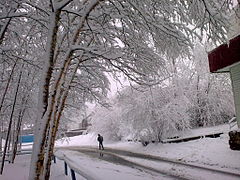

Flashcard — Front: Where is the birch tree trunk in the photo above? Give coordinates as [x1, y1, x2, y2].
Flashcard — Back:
[43, 50, 86, 179]
[30, 1, 103, 179]
[29, 10, 61, 180]
[44, 87, 66, 180]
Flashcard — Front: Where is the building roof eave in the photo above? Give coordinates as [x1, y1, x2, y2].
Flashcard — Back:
[208, 34, 240, 73]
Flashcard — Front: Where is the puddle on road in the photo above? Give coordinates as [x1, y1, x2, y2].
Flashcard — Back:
[76, 150, 138, 169]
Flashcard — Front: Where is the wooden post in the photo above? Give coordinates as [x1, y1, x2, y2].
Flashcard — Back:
[64, 162, 68, 175]
[70, 169, 76, 180]
[52, 155, 56, 163]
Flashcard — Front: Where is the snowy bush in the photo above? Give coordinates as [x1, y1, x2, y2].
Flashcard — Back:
[91, 86, 191, 141]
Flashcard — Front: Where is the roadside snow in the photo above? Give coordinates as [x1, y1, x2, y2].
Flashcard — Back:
[120, 133, 239, 173]
[1, 124, 239, 179]
[0, 154, 81, 180]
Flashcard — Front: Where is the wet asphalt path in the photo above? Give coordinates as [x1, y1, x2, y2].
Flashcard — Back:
[59, 146, 240, 180]
[64, 148, 186, 180]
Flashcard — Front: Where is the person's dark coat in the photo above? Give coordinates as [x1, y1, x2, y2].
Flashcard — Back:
[97, 134, 104, 150]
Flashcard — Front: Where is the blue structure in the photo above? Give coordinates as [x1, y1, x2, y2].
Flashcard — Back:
[20, 135, 34, 143]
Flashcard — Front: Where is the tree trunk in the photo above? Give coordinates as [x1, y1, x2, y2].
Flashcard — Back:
[29, 10, 61, 180]
[0, 63, 17, 151]
[11, 107, 25, 163]
[30, 1, 102, 179]
[44, 87, 66, 180]
[43, 32, 95, 178]
[0, 68, 22, 174]
[44, 48, 87, 179]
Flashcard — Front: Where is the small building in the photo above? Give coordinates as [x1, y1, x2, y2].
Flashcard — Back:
[208, 34, 240, 127]
[208, 5, 240, 150]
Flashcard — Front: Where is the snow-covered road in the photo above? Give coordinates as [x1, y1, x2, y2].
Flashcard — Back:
[56, 147, 240, 180]
[55, 149, 172, 180]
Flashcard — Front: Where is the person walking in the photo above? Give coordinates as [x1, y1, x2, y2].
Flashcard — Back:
[97, 134, 104, 150]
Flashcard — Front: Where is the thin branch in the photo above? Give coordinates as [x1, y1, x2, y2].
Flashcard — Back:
[55, 0, 73, 10]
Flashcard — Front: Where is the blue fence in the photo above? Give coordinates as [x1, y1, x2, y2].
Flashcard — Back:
[20, 135, 34, 143]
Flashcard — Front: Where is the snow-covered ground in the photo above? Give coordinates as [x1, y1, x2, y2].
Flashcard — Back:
[56, 124, 240, 173]
[1, 124, 239, 179]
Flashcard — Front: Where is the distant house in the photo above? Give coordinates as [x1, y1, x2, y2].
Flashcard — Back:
[79, 114, 92, 129]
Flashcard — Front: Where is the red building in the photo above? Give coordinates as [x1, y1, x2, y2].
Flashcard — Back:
[208, 35, 240, 73]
